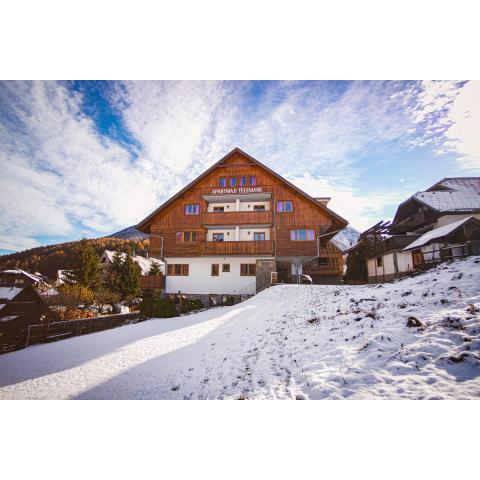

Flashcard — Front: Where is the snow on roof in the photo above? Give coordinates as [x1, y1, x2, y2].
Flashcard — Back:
[1, 268, 44, 284]
[0, 303, 5, 311]
[0, 315, 19, 323]
[413, 177, 480, 212]
[403, 216, 473, 250]
[0, 286, 24, 301]
[102, 250, 164, 275]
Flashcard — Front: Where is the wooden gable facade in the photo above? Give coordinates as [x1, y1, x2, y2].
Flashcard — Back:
[137, 148, 347, 276]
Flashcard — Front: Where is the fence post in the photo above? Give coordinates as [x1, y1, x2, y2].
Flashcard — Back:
[25, 325, 32, 347]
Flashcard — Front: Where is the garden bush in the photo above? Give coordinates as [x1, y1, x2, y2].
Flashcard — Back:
[140, 297, 178, 318]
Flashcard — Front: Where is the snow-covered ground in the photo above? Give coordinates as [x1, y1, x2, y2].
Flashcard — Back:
[1, 257, 479, 399]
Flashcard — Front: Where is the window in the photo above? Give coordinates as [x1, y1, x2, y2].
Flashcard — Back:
[253, 232, 265, 241]
[184, 204, 199, 215]
[211, 264, 219, 276]
[239, 176, 246, 186]
[212, 233, 224, 242]
[376, 256, 383, 267]
[229, 177, 237, 187]
[176, 231, 198, 242]
[240, 264, 256, 276]
[219, 177, 226, 187]
[222, 264, 230, 272]
[290, 229, 315, 241]
[254, 205, 265, 211]
[277, 201, 293, 212]
[213, 206, 224, 213]
[318, 257, 329, 266]
[167, 264, 189, 276]
[249, 176, 256, 186]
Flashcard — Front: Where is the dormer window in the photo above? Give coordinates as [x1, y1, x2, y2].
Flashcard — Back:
[219, 177, 226, 187]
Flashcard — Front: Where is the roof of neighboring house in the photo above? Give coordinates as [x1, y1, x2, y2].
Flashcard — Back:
[102, 250, 164, 275]
[0, 286, 24, 301]
[136, 147, 348, 232]
[403, 216, 477, 250]
[408, 177, 480, 213]
[1, 268, 45, 284]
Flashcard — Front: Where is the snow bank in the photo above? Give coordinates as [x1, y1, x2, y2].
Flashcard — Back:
[1, 257, 479, 399]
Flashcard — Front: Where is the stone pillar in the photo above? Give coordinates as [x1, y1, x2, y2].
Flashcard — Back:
[256, 259, 276, 293]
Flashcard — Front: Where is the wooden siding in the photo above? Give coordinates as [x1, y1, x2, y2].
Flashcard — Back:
[147, 151, 346, 270]
[138, 275, 165, 289]
[200, 240, 274, 256]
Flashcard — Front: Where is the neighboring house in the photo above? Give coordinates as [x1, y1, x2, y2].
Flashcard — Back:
[347, 177, 480, 283]
[136, 147, 348, 302]
[99, 250, 165, 275]
[390, 177, 480, 234]
[0, 284, 47, 347]
[52, 269, 73, 288]
[0, 268, 50, 292]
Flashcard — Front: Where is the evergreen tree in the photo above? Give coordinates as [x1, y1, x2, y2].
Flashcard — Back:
[68, 239, 100, 289]
[119, 254, 141, 299]
[148, 260, 162, 276]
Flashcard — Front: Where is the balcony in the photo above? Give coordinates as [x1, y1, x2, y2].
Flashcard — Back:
[200, 240, 274, 256]
[201, 210, 272, 225]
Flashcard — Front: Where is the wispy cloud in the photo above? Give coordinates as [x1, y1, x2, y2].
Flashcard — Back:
[0, 81, 157, 250]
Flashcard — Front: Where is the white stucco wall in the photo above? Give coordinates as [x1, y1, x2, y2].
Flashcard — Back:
[206, 201, 270, 212]
[367, 250, 414, 279]
[164, 257, 272, 295]
[397, 251, 414, 272]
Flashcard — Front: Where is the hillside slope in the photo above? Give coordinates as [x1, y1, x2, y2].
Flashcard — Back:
[1, 257, 479, 399]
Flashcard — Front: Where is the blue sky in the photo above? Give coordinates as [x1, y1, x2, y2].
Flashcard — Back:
[0, 80, 479, 254]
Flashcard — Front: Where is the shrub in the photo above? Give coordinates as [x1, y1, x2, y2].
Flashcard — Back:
[140, 297, 178, 318]
[180, 298, 204, 314]
[56, 284, 95, 307]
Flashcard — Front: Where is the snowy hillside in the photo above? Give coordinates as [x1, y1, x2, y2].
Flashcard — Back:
[1, 257, 479, 399]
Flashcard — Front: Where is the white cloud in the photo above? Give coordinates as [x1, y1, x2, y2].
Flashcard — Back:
[289, 174, 410, 231]
[443, 80, 480, 170]
[406, 80, 480, 170]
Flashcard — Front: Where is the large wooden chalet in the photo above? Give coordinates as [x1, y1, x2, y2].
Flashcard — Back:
[137, 148, 348, 301]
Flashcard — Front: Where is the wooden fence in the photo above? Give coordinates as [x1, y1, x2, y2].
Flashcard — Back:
[0, 312, 142, 354]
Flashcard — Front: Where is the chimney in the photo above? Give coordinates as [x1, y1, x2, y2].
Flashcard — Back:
[314, 197, 331, 206]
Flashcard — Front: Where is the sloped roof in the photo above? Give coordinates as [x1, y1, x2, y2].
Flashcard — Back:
[403, 216, 475, 250]
[136, 147, 348, 232]
[412, 177, 480, 213]
[102, 250, 164, 275]
[1, 268, 45, 284]
[0, 286, 24, 301]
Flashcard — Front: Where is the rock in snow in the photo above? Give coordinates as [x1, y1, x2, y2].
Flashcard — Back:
[0, 257, 479, 399]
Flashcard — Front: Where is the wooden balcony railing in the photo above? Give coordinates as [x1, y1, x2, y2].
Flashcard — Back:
[200, 240, 274, 256]
[201, 210, 272, 225]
